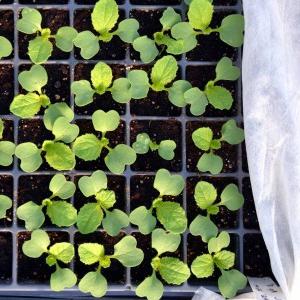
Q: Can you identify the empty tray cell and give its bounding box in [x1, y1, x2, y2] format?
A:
[242, 142, 249, 172]
[0, 64, 14, 115]
[0, 175, 13, 227]
[0, 232, 12, 284]
[130, 0, 180, 4]
[214, 0, 238, 5]
[0, 10, 14, 59]
[19, 0, 68, 3]
[0, 0, 13, 4]
[0, 119, 14, 171]
[75, 0, 125, 4]
[243, 177, 258, 229]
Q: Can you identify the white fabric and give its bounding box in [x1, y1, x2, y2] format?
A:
[243, 1, 300, 299]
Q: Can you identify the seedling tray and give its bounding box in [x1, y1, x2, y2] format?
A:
[0, 0, 273, 298]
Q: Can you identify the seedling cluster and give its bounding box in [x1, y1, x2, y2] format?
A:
[0, 0, 246, 298]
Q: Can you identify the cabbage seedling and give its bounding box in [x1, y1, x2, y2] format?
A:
[0, 118, 16, 167]
[17, 174, 77, 230]
[136, 228, 190, 300]
[78, 236, 143, 297]
[192, 119, 244, 174]
[76, 170, 129, 235]
[22, 230, 77, 291]
[130, 169, 186, 234]
[0, 36, 12, 59]
[0, 194, 12, 220]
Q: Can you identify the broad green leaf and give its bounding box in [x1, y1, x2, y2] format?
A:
[79, 171, 107, 197]
[91, 0, 118, 34]
[0, 141, 15, 166]
[102, 209, 129, 236]
[22, 229, 50, 258]
[158, 257, 190, 285]
[43, 141, 75, 171]
[113, 236, 144, 267]
[168, 80, 192, 107]
[218, 15, 244, 47]
[49, 242, 74, 264]
[17, 201, 45, 230]
[194, 181, 217, 209]
[50, 267, 77, 292]
[105, 144, 136, 174]
[158, 140, 176, 160]
[71, 80, 95, 107]
[189, 215, 218, 242]
[220, 184, 244, 210]
[10, 93, 42, 118]
[221, 119, 244, 144]
[17, 8, 42, 34]
[117, 19, 139, 43]
[79, 271, 107, 298]
[152, 228, 180, 256]
[78, 243, 105, 265]
[52, 117, 79, 143]
[184, 87, 208, 116]
[111, 78, 131, 103]
[0, 195, 12, 219]
[206, 85, 233, 110]
[218, 269, 247, 298]
[77, 203, 103, 234]
[136, 272, 164, 300]
[188, 0, 213, 30]
[191, 254, 214, 278]
[49, 174, 76, 199]
[55, 26, 78, 52]
[73, 31, 100, 59]
[133, 36, 159, 63]
[151, 55, 178, 91]
[0, 118, 3, 139]
[192, 127, 213, 151]
[129, 206, 156, 235]
[0, 36, 12, 59]
[91, 62, 112, 93]
[197, 152, 223, 175]
[46, 201, 77, 227]
[128, 70, 149, 99]
[215, 57, 240, 82]
[73, 134, 102, 161]
[156, 201, 187, 234]
[208, 231, 230, 254]
[15, 142, 42, 172]
[160, 7, 181, 30]
[214, 250, 235, 270]
[132, 133, 151, 154]
[96, 190, 116, 209]
[154, 168, 184, 196]
[28, 37, 53, 64]
[18, 65, 47, 93]
[92, 110, 120, 132]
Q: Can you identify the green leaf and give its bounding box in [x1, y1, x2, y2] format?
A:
[152, 228, 181, 256]
[160, 7, 181, 30]
[79, 271, 107, 298]
[133, 36, 159, 63]
[191, 254, 214, 278]
[52, 117, 79, 143]
[22, 229, 50, 258]
[0, 195, 12, 219]
[77, 203, 103, 234]
[154, 168, 184, 196]
[0, 118, 3, 139]
[79, 171, 107, 197]
[194, 181, 217, 209]
[79, 243, 105, 265]
[151, 55, 178, 91]
[102, 209, 129, 236]
[92, 110, 120, 132]
[91, 0, 118, 34]
[136, 272, 164, 300]
[218, 269, 247, 298]
[218, 15, 244, 47]
[73, 31, 100, 59]
[206, 85, 233, 110]
[10, 93, 42, 118]
[128, 70, 149, 99]
[221, 119, 244, 144]
[50, 266, 77, 292]
[184, 87, 208, 116]
[43, 141, 75, 171]
[96, 190, 116, 209]
[0, 141, 15, 167]
[214, 250, 235, 270]
[18, 65, 47, 93]
[91, 62, 113, 92]
[111, 78, 131, 103]
[208, 231, 230, 254]
[55, 26, 78, 52]
[73, 134, 102, 161]
[129, 206, 157, 235]
[215, 57, 240, 82]
[158, 257, 190, 285]
[113, 236, 144, 267]
[189, 215, 218, 242]
[49, 174, 76, 199]
[49, 242, 74, 263]
[46, 201, 77, 227]
[28, 37, 53, 64]
[188, 0, 213, 30]
[220, 184, 244, 210]
[15, 142, 43, 172]
[105, 144, 136, 174]
[17, 8, 42, 34]
[158, 140, 176, 160]
[156, 201, 187, 234]
[171, 22, 195, 40]
[168, 80, 192, 107]
[132, 133, 151, 154]
[117, 19, 139, 43]
[17, 201, 45, 230]
[197, 152, 223, 175]
[71, 80, 95, 107]
[0, 36, 12, 59]
[192, 127, 213, 151]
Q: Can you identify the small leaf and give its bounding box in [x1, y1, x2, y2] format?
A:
[136, 272, 164, 300]
[221, 119, 244, 145]
[102, 209, 129, 236]
[188, 0, 213, 30]
[133, 36, 159, 63]
[0, 141, 15, 167]
[52, 117, 79, 143]
[73, 31, 100, 59]
[72, 80, 95, 107]
[129, 206, 157, 235]
[158, 140, 176, 160]
[50, 266, 77, 292]
[189, 215, 218, 242]
[111, 78, 131, 103]
[28, 37, 53, 64]
[171, 22, 195, 40]
[184, 87, 208, 116]
[91, 62, 112, 93]
[0, 195, 12, 219]
[152, 228, 180, 256]
[214, 250, 235, 270]
[117, 19, 139, 43]
[78, 243, 105, 265]
[0, 36, 12, 59]
[77, 203, 103, 234]
[191, 254, 214, 278]
[0, 118, 3, 139]
[128, 70, 149, 99]
[215, 57, 240, 82]
[192, 127, 213, 151]
[206, 85, 233, 110]
[17, 201, 45, 230]
[17, 8, 42, 34]
[10, 93, 42, 118]
[208, 231, 230, 254]
[168, 80, 192, 107]
[132, 133, 151, 154]
[197, 152, 223, 175]
[46, 201, 77, 227]
[55, 26, 78, 52]
[49, 174, 76, 199]
[49, 242, 74, 263]
[22, 229, 50, 258]
[194, 181, 217, 210]
[160, 7, 181, 30]
[73, 134, 102, 161]
[92, 110, 120, 132]
[79, 170, 107, 197]
[79, 271, 107, 298]
[220, 184, 244, 210]
[96, 190, 116, 209]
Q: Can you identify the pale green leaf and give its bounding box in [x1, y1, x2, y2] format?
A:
[214, 250, 235, 270]
[129, 206, 156, 235]
[136, 272, 164, 300]
[28, 37, 53, 64]
[192, 127, 213, 151]
[208, 231, 230, 254]
[77, 203, 103, 234]
[18, 65, 47, 93]
[194, 181, 217, 209]
[160, 8, 181, 30]
[50, 267, 77, 292]
[0, 141, 15, 167]
[17, 8, 42, 34]
[206, 85, 233, 110]
[0, 118, 3, 139]
[220, 183, 244, 211]
[117, 19, 139, 43]
[79, 170, 107, 197]
[46, 201, 77, 227]
[52, 117, 79, 143]
[10, 93, 42, 118]
[49, 242, 74, 263]
[197, 152, 223, 175]
[22, 229, 50, 258]
[188, 0, 213, 30]
[96, 190, 116, 209]
[172, 22, 195, 41]
[49, 174, 76, 199]
[184, 87, 208, 116]
[152, 228, 181, 256]
[168, 80, 192, 107]
[189, 215, 218, 242]
[0, 36, 12, 59]
[73, 134, 102, 161]
[71, 80, 95, 107]
[158, 140, 176, 160]
[191, 254, 214, 278]
[133, 36, 159, 63]
[73, 31, 100, 59]
[132, 133, 151, 154]
[111, 78, 131, 103]
[55, 26, 78, 52]
[0, 195, 12, 219]
[215, 57, 240, 82]
[91, 62, 112, 92]
[221, 119, 244, 145]
[92, 110, 120, 132]
[79, 271, 107, 298]
[128, 70, 149, 99]
[102, 209, 129, 236]
[17, 201, 45, 230]
[78, 243, 104, 265]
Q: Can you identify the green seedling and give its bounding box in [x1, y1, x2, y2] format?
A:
[136, 228, 190, 300]
[0, 36, 13, 59]
[76, 170, 129, 235]
[73, 109, 136, 174]
[130, 169, 186, 234]
[22, 230, 77, 291]
[17, 8, 77, 64]
[0, 194, 12, 220]
[73, 0, 140, 59]
[132, 133, 176, 160]
[78, 236, 143, 297]
[17, 174, 77, 230]
[192, 119, 244, 174]
[0, 118, 16, 167]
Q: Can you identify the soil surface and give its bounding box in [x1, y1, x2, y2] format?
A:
[0, 10, 14, 59]
[0, 65, 14, 114]
[0, 232, 12, 283]
[0, 175, 13, 227]
[0, 119, 14, 171]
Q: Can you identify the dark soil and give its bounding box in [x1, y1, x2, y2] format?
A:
[0, 232, 12, 284]
[74, 63, 126, 115]
[242, 142, 249, 172]
[0, 10, 14, 59]
[0, 64, 14, 114]
[17, 231, 69, 284]
[76, 0, 124, 3]
[0, 119, 14, 171]
[130, 0, 180, 4]
[243, 178, 258, 229]
[130, 120, 182, 171]
[0, 175, 13, 227]
[19, 0, 67, 3]
[0, 0, 13, 4]
[186, 121, 238, 173]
